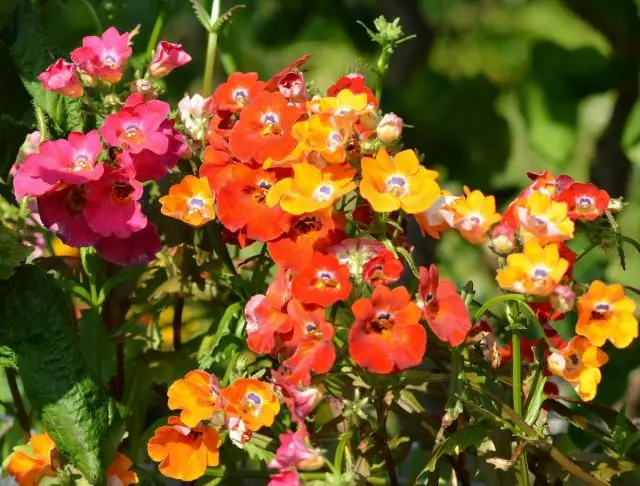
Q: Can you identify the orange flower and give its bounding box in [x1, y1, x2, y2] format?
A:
[167, 370, 219, 428]
[317, 89, 369, 119]
[147, 417, 221, 481]
[414, 191, 458, 239]
[360, 149, 440, 214]
[446, 188, 501, 244]
[212, 72, 266, 112]
[576, 280, 638, 348]
[6, 433, 56, 486]
[514, 192, 574, 244]
[348, 286, 426, 374]
[107, 452, 138, 486]
[291, 252, 352, 306]
[290, 113, 353, 165]
[159, 175, 215, 226]
[266, 163, 356, 215]
[548, 336, 608, 401]
[222, 378, 281, 431]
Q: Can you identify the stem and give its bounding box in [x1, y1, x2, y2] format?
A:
[172, 295, 185, 351]
[334, 431, 352, 473]
[511, 323, 530, 486]
[375, 47, 389, 103]
[78, 0, 103, 33]
[34, 105, 48, 141]
[5, 368, 30, 439]
[202, 0, 221, 95]
[146, 9, 166, 59]
[377, 393, 399, 486]
[205, 222, 240, 279]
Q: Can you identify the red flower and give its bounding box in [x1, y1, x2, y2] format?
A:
[229, 91, 302, 163]
[327, 73, 377, 107]
[216, 165, 291, 241]
[348, 286, 426, 374]
[213, 72, 266, 113]
[555, 182, 609, 221]
[281, 299, 336, 385]
[417, 265, 472, 347]
[265, 54, 312, 92]
[291, 252, 351, 307]
[362, 249, 403, 287]
[268, 210, 345, 272]
[558, 244, 577, 280]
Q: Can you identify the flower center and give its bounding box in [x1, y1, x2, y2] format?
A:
[187, 196, 206, 214]
[122, 124, 145, 145]
[385, 175, 408, 198]
[252, 180, 272, 204]
[305, 322, 323, 339]
[591, 302, 611, 319]
[326, 132, 343, 152]
[294, 216, 321, 235]
[102, 53, 118, 68]
[64, 188, 86, 214]
[366, 311, 394, 334]
[532, 267, 549, 279]
[243, 392, 263, 415]
[72, 154, 92, 172]
[315, 270, 339, 290]
[576, 196, 595, 213]
[232, 87, 249, 104]
[530, 215, 548, 227]
[112, 181, 135, 204]
[313, 184, 334, 202]
[260, 112, 283, 136]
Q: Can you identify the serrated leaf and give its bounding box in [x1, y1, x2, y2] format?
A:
[420, 424, 488, 475]
[0, 223, 31, 280]
[210, 5, 246, 34]
[190, 0, 211, 31]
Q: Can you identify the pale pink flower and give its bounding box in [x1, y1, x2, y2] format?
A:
[178, 93, 212, 140]
[38, 59, 83, 98]
[226, 417, 252, 449]
[328, 237, 385, 276]
[149, 41, 192, 78]
[10, 131, 42, 178]
[376, 113, 403, 143]
[71, 27, 132, 83]
[278, 71, 307, 102]
[268, 428, 324, 471]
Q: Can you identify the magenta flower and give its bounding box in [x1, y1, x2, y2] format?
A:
[37, 131, 104, 185]
[267, 470, 301, 486]
[149, 41, 192, 78]
[84, 165, 147, 238]
[71, 26, 132, 83]
[13, 154, 56, 200]
[101, 94, 170, 154]
[95, 222, 161, 265]
[37, 186, 100, 247]
[268, 429, 324, 471]
[37, 59, 83, 98]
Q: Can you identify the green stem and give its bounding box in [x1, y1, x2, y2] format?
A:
[472, 293, 525, 322]
[375, 47, 389, 103]
[334, 431, 352, 473]
[34, 105, 48, 141]
[5, 368, 30, 439]
[510, 319, 530, 486]
[202, 0, 221, 95]
[146, 9, 166, 59]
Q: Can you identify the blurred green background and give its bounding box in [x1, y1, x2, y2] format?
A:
[2, 0, 640, 443]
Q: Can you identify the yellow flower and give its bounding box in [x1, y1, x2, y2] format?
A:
[317, 89, 368, 119]
[360, 148, 440, 214]
[414, 190, 458, 239]
[548, 336, 608, 401]
[496, 241, 568, 296]
[447, 188, 501, 244]
[266, 162, 356, 215]
[576, 280, 638, 348]
[290, 114, 353, 165]
[515, 192, 574, 244]
[159, 176, 216, 227]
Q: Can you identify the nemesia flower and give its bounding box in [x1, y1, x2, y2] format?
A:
[149, 41, 192, 78]
[6, 433, 56, 486]
[266, 163, 356, 215]
[130, 78, 156, 97]
[107, 452, 139, 486]
[376, 113, 403, 143]
[362, 249, 403, 287]
[548, 336, 608, 401]
[226, 416, 252, 449]
[496, 241, 569, 296]
[213, 72, 266, 112]
[445, 188, 501, 244]
[417, 265, 472, 347]
[94, 221, 161, 266]
[414, 191, 458, 239]
[37, 59, 83, 98]
[179, 93, 212, 140]
[348, 285, 426, 374]
[35, 131, 104, 185]
[147, 417, 221, 481]
[268, 470, 302, 486]
[318, 89, 368, 119]
[523, 170, 574, 198]
[576, 280, 638, 348]
[555, 182, 610, 221]
[159, 176, 215, 227]
[268, 428, 324, 471]
[515, 192, 574, 244]
[221, 378, 281, 431]
[265, 54, 311, 93]
[167, 370, 220, 428]
[550, 284, 576, 313]
[290, 114, 353, 165]
[360, 149, 440, 214]
[328, 237, 385, 275]
[10, 131, 42, 178]
[488, 221, 518, 256]
[327, 73, 377, 107]
[291, 252, 352, 307]
[276, 69, 307, 102]
[272, 371, 323, 423]
[71, 26, 132, 83]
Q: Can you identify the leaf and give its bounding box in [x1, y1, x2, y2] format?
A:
[0, 266, 123, 484]
[0, 223, 31, 280]
[210, 5, 246, 35]
[98, 265, 151, 305]
[198, 302, 242, 370]
[78, 308, 115, 385]
[419, 424, 489, 475]
[190, 0, 211, 31]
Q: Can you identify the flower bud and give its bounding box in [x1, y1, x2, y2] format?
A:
[268, 429, 325, 472]
[37, 59, 83, 98]
[488, 222, 517, 256]
[130, 78, 156, 97]
[179, 93, 212, 140]
[376, 113, 403, 143]
[608, 197, 625, 213]
[149, 41, 192, 78]
[278, 70, 307, 101]
[550, 285, 575, 313]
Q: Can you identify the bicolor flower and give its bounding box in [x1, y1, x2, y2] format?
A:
[376, 113, 403, 143]
[555, 182, 610, 221]
[362, 249, 403, 287]
[291, 252, 352, 307]
[327, 73, 377, 107]
[221, 378, 281, 431]
[213, 71, 266, 112]
[167, 370, 220, 428]
[178, 93, 212, 140]
[414, 191, 458, 239]
[160, 176, 215, 227]
[446, 188, 501, 244]
[291, 114, 353, 165]
[360, 149, 440, 214]
[71, 26, 132, 83]
[268, 428, 324, 471]
[318, 89, 369, 120]
[328, 237, 386, 276]
[6, 433, 57, 486]
[515, 192, 574, 244]
[272, 371, 323, 423]
[149, 41, 192, 78]
[38, 59, 83, 98]
[107, 452, 139, 486]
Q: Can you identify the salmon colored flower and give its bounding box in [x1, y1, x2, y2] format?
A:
[576, 280, 638, 348]
[147, 417, 221, 481]
[417, 265, 472, 347]
[291, 252, 352, 307]
[160, 176, 215, 227]
[515, 192, 574, 244]
[414, 191, 458, 239]
[548, 336, 608, 401]
[446, 188, 501, 244]
[267, 163, 356, 215]
[291, 114, 353, 165]
[362, 249, 403, 287]
[349, 286, 426, 374]
[229, 91, 302, 163]
[360, 149, 440, 214]
[167, 370, 220, 428]
[555, 182, 610, 221]
[213, 72, 266, 112]
[6, 433, 56, 486]
[496, 241, 569, 296]
[149, 41, 192, 78]
[38, 59, 83, 98]
[71, 27, 132, 83]
[107, 452, 138, 486]
[216, 165, 291, 241]
[222, 378, 281, 431]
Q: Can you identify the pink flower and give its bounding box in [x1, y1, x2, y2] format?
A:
[268, 470, 301, 486]
[71, 27, 132, 83]
[268, 429, 324, 471]
[37, 186, 100, 247]
[101, 95, 170, 154]
[328, 237, 385, 276]
[84, 165, 147, 238]
[10, 131, 42, 178]
[95, 222, 161, 265]
[126, 120, 187, 181]
[38, 59, 83, 98]
[272, 371, 323, 423]
[13, 155, 56, 200]
[278, 71, 307, 102]
[149, 41, 192, 78]
[37, 131, 104, 185]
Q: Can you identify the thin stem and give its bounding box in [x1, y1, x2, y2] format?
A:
[202, 0, 221, 95]
[172, 295, 185, 351]
[377, 393, 399, 486]
[146, 9, 166, 59]
[205, 222, 239, 277]
[375, 47, 389, 103]
[34, 105, 48, 141]
[78, 0, 103, 33]
[334, 431, 352, 473]
[5, 368, 30, 439]
[511, 323, 530, 486]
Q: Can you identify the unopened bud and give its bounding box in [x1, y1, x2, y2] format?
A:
[376, 113, 403, 143]
[78, 70, 97, 87]
[130, 78, 156, 97]
[550, 285, 575, 313]
[103, 93, 121, 109]
[488, 222, 516, 256]
[607, 197, 625, 213]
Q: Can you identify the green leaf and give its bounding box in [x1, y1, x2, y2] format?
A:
[0, 223, 31, 280]
[0, 266, 123, 484]
[198, 302, 242, 370]
[78, 308, 115, 386]
[420, 424, 489, 475]
[210, 5, 246, 35]
[190, 0, 211, 31]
